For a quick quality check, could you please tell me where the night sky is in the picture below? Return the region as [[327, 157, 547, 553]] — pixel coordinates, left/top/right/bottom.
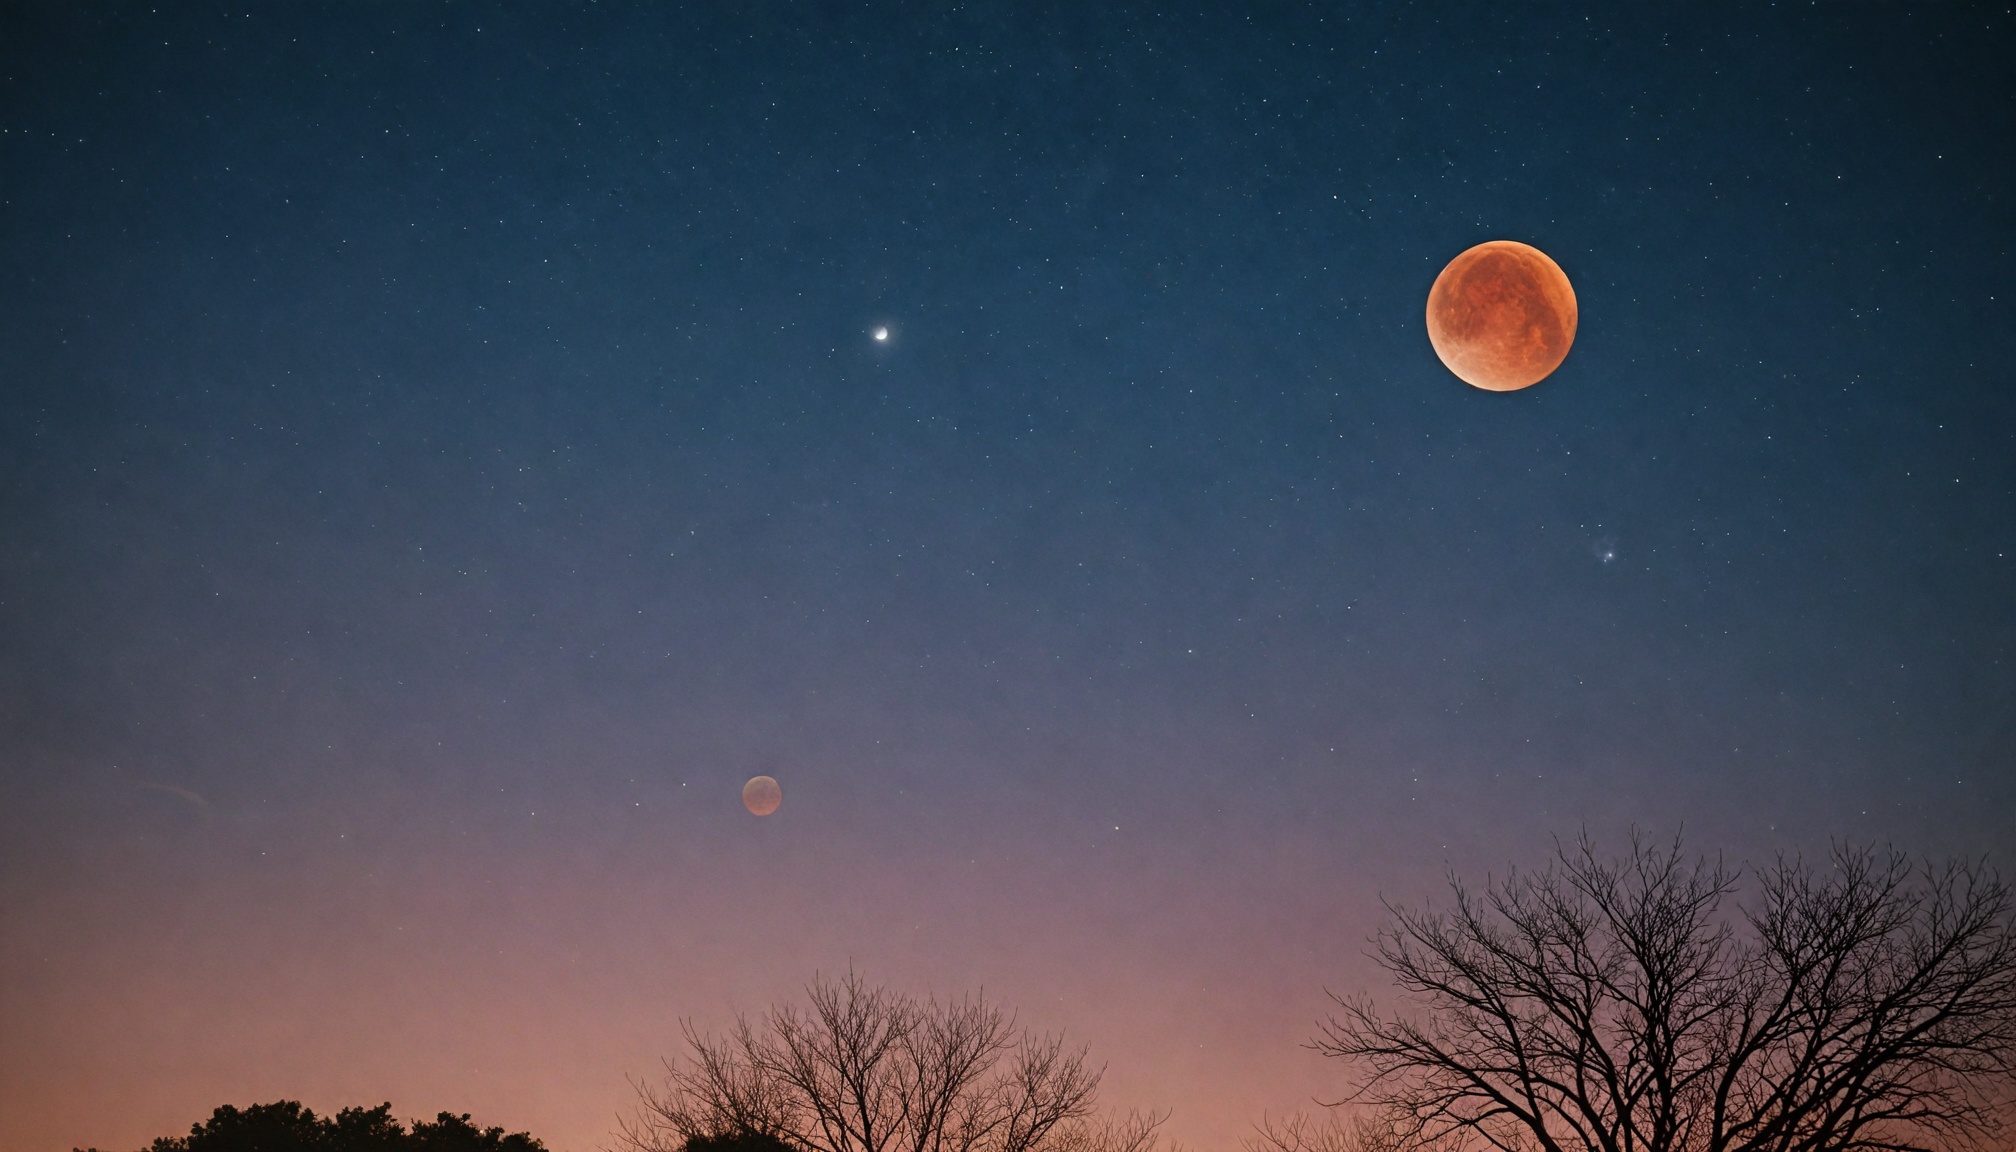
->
[[3, 4, 2013, 1150]]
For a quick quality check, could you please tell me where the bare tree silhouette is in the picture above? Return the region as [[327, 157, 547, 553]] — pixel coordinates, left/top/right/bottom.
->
[[1246, 1110, 1416, 1152], [1317, 834, 2016, 1152], [623, 972, 1168, 1152]]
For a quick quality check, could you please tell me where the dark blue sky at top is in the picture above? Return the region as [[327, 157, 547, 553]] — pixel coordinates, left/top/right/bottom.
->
[[4, 0, 2013, 858], [0, 4, 2013, 1145]]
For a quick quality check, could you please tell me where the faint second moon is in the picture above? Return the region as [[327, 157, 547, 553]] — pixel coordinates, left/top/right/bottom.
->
[[1425, 240, 1577, 392], [742, 775, 782, 816]]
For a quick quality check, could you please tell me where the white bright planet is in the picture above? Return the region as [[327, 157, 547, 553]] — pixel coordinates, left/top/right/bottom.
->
[[873, 327, 888, 341]]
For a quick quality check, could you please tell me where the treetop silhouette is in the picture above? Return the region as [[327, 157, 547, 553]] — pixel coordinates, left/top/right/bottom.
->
[[76, 1100, 545, 1152]]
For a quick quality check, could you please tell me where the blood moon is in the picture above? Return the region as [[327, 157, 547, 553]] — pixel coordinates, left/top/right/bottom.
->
[[742, 775, 783, 816], [1426, 240, 1577, 392]]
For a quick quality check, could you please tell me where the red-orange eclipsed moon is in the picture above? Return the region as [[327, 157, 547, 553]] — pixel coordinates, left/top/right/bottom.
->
[[1425, 240, 1577, 392], [742, 775, 782, 816]]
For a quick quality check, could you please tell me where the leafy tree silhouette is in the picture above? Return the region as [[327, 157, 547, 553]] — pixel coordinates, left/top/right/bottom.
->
[[75, 1100, 544, 1152], [408, 1112, 546, 1152]]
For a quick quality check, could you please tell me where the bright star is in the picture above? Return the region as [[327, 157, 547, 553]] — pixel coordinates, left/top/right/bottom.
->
[[873, 327, 888, 341]]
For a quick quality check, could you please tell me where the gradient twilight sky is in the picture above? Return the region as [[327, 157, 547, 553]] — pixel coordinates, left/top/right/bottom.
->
[[2, 4, 2013, 1150]]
